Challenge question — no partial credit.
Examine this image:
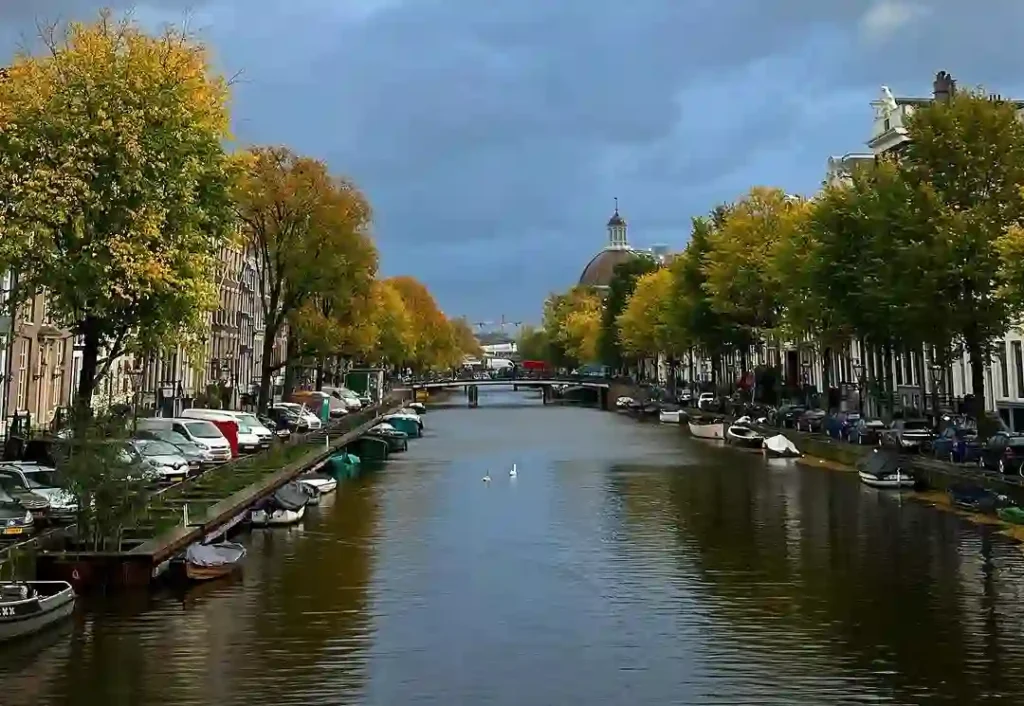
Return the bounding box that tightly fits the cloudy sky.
[3,1,1022,326]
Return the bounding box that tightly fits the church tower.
[606,198,628,250]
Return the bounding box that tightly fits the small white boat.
[250,505,306,526]
[688,419,725,440]
[726,425,764,448]
[299,475,338,495]
[407,402,427,414]
[858,449,916,489]
[659,409,685,423]
[763,434,800,457]
[0,581,76,642]
[615,396,634,409]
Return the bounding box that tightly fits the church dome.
[578,249,641,289]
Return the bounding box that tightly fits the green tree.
[542,286,602,368]
[617,268,673,358]
[0,13,236,415]
[233,146,374,411]
[516,325,553,362]
[597,256,658,371]
[895,89,1024,424]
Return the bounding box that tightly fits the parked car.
[257,414,291,441]
[849,418,888,445]
[0,487,36,539]
[273,402,322,430]
[932,426,982,464]
[795,409,828,433]
[697,393,716,411]
[137,418,232,464]
[824,412,860,440]
[880,419,935,451]
[0,466,51,519]
[134,429,207,473]
[210,411,275,448]
[0,462,76,521]
[129,439,192,483]
[977,434,1024,474]
[264,407,308,433]
[774,405,807,429]
[179,410,262,454]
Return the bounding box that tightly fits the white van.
[272,402,322,430]
[212,410,274,448]
[323,386,362,410]
[137,418,232,464]
[180,409,263,453]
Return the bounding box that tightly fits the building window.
[15,340,28,410]
[51,343,64,407]
[1014,341,1024,399]
[1000,343,1010,398]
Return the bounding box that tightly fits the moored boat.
[382,412,422,438]
[0,581,76,642]
[407,402,426,415]
[326,452,361,480]
[659,409,686,424]
[763,434,800,458]
[250,482,309,526]
[997,505,1024,525]
[726,424,764,448]
[857,449,915,489]
[688,418,725,440]
[184,542,246,581]
[299,474,338,495]
[367,422,409,452]
[949,483,1007,514]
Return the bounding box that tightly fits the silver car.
[130,439,191,483]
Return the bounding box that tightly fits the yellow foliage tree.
[233,146,374,410]
[385,276,453,371]
[542,286,602,365]
[0,12,236,412]
[617,268,673,357]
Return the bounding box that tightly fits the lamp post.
[128,365,145,431]
[929,362,944,425]
[852,358,865,416]
[800,361,811,406]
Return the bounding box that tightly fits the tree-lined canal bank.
[4,388,1024,705]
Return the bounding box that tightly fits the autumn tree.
[449,317,483,359]
[233,146,373,411]
[358,279,414,366]
[542,286,602,367]
[0,13,236,415]
[597,256,659,371]
[516,325,553,362]
[385,276,453,371]
[617,268,673,358]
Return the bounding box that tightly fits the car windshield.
[1007,437,1024,447]
[866,420,886,428]
[238,414,262,427]
[20,468,60,488]
[137,440,180,456]
[147,430,191,446]
[185,421,222,439]
[0,472,27,490]
[903,421,930,430]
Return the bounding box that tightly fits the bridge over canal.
[409,377,613,409]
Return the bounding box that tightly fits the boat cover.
[728,425,760,439]
[857,449,907,477]
[270,481,309,511]
[734,415,752,425]
[186,542,245,568]
[764,434,800,456]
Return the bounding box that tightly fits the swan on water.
[482,472,491,483]
[509,464,517,478]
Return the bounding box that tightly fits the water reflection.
[2,395,1024,704]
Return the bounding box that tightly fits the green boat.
[997,506,1024,525]
[348,436,390,463]
[326,452,361,480]
[382,414,421,438]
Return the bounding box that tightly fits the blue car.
[932,426,981,463]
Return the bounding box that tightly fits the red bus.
[520,360,550,371]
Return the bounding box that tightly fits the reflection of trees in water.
[645,463,1024,703]
[246,476,379,702]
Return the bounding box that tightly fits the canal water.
[4,387,1024,705]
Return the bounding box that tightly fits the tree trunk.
[883,344,895,419]
[256,328,276,414]
[283,332,300,399]
[822,346,833,410]
[74,315,102,425]
[315,358,325,391]
[967,337,989,430]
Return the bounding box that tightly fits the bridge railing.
[406,373,611,386]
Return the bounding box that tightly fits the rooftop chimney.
[933,71,956,103]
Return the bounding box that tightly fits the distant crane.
[471,315,523,334]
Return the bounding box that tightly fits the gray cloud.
[3,0,1024,322]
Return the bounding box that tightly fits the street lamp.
[852,358,865,416]
[128,365,145,431]
[929,362,944,424]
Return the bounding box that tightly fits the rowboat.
[688,419,725,440]
[726,425,764,448]
[857,449,916,489]
[184,542,246,582]
[0,581,76,643]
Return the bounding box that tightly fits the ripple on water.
[3,395,1024,704]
